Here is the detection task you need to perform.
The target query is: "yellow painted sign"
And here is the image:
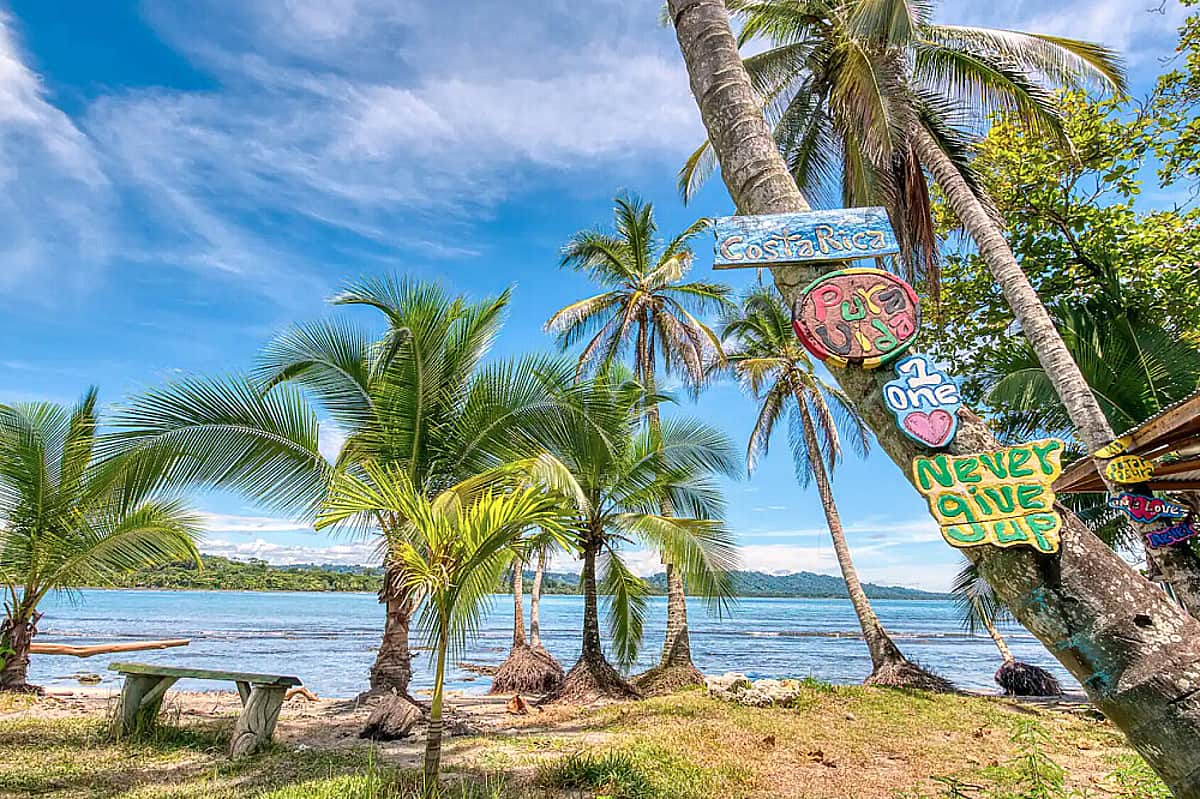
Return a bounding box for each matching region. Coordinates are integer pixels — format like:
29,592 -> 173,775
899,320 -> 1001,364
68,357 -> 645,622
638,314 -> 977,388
1104,455 -> 1154,484
913,439 -> 1065,554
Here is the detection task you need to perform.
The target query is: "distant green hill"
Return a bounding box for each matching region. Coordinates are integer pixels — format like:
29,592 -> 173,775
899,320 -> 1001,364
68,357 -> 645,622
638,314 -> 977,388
98,556 -> 946,599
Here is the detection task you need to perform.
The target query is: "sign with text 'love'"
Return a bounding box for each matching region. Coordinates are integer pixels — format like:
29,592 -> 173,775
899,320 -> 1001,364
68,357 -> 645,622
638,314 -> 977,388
791,268 -> 920,369
1108,493 -> 1187,524
712,207 -> 900,268
913,439 -> 1065,554
883,354 -> 960,449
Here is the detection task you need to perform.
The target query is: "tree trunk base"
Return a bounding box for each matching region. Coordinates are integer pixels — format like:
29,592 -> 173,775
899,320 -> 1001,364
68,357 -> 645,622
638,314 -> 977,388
865,659 -> 955,693
489,644 -> 565,696
542,656 -> 640,704
995,660 -> 1063,697
0,682 -> 42,695
631,662 -> 705,696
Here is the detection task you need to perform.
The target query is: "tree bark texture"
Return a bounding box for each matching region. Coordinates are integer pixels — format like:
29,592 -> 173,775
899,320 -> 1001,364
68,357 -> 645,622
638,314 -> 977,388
511,557 -> 526,648
369,588 -> 414,697
668,3 -> 1200,793
0,615 -> 34,692
580,534 -> 604,666
795,393 -> 908,674
229,685 -> 287,757
530,550 -> 546,648
423,625 -> 450,792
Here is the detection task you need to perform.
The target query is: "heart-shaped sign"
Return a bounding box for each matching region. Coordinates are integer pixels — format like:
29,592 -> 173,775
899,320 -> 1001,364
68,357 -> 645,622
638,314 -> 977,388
903,410 -> 954,448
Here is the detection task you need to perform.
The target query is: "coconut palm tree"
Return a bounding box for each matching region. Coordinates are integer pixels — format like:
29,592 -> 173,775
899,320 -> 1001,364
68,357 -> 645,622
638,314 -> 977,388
718,287 -> 949,689
109,278 -> 568,698
951,559 -> 1061,697
0,390 -> 202,691
666,3 -> 1200,792
490,527 -> 568,695
536,366 -> 739,701
547,194 -> 732,687
682,0 -> 1135,477
316,460 -> 576,791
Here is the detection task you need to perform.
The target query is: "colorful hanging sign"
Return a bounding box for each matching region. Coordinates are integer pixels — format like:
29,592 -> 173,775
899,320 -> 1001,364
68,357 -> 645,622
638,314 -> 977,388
1108,493 -> 1187,524
1105,455 -> 1155,485
1146,521 -> 1200,549
711,207 -> 900,269
791,268 -> 920,368
883,354 -> 961,448
913,439 -> 1065,554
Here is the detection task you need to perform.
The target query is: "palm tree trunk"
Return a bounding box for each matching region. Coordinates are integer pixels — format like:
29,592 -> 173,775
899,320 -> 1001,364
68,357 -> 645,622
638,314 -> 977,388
0,612 -> 35,692
368,579 -> 414,697
909,123 -> 1200,617
668,3 -> 1200,792
530,550 -> 546,648
795,393 -> 908,675
979,605 -> 1015,664
580,535 -> 604,666
423,623 -> 450,793
637,316 -> 697,672
511,557 -> 526,648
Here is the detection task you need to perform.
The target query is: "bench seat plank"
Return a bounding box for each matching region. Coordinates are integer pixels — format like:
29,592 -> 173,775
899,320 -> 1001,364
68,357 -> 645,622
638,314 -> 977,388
109,661 -> 300,687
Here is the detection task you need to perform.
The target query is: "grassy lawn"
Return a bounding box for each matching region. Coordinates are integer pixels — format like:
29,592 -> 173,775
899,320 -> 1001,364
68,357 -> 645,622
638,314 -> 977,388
0,686 -> 1169,799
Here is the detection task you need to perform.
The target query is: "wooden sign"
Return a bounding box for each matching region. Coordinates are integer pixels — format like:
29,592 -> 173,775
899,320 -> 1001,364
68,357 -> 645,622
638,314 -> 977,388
1105,455 -> 1154,484
883,354 -> 961,448
913,439 -> 1065,554
791,268 -> 920,368
1146,521 -> 1199,549
1108,493 -> 1187,524
712,207 -> 900,268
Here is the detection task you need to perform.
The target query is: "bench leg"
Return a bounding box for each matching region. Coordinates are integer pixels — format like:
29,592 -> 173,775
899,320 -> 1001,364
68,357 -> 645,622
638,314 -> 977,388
229,685 -> 287,757
235,681 -> 250,706
114,675 -> 178,737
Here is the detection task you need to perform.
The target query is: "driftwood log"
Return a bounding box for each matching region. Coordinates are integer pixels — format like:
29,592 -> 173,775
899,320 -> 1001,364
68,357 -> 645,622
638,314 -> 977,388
32,639 -> 190,657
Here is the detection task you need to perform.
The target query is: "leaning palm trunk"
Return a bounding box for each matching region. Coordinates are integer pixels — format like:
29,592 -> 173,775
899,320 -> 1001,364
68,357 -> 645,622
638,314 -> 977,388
368,580 -> 415,698
0,612 -> 37,692
423,625 -> 450,792
797,397 -> 951,691
491,557 -> 564,695
547,533 -> 637,702
910,125 -> 1200,617
530,550 -> 546,648
511,558 -> 526,647
668,3 -> 1200,793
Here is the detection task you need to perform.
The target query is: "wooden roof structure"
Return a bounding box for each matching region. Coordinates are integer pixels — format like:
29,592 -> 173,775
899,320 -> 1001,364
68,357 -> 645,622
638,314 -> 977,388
1055,390 -> 1200,493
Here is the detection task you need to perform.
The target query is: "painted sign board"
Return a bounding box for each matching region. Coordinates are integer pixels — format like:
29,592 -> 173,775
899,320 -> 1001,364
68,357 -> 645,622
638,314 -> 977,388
791,268 -> 920,368
1108,493 -> 1187,524
913,439 -> 1065,554
883,354 -> 961,448
712,207 -> 900,268
1105,455 -> 1155,484
1146,521 -> 1199,549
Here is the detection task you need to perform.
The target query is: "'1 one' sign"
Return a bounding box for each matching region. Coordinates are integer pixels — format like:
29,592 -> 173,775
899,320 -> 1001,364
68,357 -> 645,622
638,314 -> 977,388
712,207 -> 901,268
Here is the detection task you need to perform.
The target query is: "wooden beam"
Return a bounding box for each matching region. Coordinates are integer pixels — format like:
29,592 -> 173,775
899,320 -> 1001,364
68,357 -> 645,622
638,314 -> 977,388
32,639 -> 189,657
108,661 -> 301,687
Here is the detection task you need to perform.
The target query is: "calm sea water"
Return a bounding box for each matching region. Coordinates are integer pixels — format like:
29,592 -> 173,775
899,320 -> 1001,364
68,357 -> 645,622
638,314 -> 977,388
28,590 -> 1076,696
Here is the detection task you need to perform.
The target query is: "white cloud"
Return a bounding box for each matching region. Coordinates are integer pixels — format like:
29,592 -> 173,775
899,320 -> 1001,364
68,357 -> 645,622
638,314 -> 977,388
202,537 -> 379,565
196,512 -> 313,533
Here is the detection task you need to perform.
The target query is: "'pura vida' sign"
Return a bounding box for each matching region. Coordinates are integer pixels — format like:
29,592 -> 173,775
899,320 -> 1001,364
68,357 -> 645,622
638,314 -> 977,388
792,268 -> 920,369
883,354 -> 961,449
711,207 -> 900,268
913,439 -> 1065,554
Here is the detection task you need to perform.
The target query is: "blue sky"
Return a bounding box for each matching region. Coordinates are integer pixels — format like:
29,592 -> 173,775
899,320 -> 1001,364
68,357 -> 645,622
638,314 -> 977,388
0,0 -> 1187,590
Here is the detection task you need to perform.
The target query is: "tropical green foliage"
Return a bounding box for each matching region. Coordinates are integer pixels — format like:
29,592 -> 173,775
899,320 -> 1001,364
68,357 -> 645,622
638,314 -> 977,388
0,390 -> 201,688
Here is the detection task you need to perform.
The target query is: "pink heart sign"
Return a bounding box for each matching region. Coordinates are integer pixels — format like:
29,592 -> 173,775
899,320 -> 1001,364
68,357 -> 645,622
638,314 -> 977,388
903,410 -> 954,448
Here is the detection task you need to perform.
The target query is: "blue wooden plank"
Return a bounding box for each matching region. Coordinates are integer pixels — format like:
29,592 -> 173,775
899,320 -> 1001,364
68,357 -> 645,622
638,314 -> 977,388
712,207 -> 900,268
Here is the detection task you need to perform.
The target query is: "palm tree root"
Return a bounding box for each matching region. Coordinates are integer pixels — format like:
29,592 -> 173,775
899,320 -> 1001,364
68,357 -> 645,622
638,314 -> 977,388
865,658 -> 955,693
489,644 -> 564,696
542,655 -> 640,704
631,662 -> 705,696
995,660 -> 1062,697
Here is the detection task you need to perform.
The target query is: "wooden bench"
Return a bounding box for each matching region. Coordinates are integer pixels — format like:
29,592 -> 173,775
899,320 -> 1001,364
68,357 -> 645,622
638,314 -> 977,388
109,662 -> 302,756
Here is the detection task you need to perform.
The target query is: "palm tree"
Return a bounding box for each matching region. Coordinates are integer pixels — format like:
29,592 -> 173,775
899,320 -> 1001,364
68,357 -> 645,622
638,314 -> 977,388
316,461 -> 575,791
683,0 -> 1137,490
0,390 -> 202,692
666,3 -> 1200,792
951,560 -> 1061,697
537,366 -> 739,701
547,194 -> 732,687
984,289 -> 1200,616
109,278 -> 567,698
490,528 -> 567,695
719,288 -> 950,689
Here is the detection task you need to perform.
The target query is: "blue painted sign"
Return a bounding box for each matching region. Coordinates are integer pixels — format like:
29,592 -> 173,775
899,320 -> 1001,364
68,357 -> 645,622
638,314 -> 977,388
1108,493 -> 1187,524
1146,521 -> 1199,549
883,354 -> 961,449
712,207 -> 900,268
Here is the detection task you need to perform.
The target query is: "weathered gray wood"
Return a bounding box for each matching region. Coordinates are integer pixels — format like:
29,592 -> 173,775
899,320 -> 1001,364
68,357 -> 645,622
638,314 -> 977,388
712,207 -> 899,268
235,681 -> 251,705
229,685 -> 287,757
108,662 -> 300,686
115,674 -> 177,736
